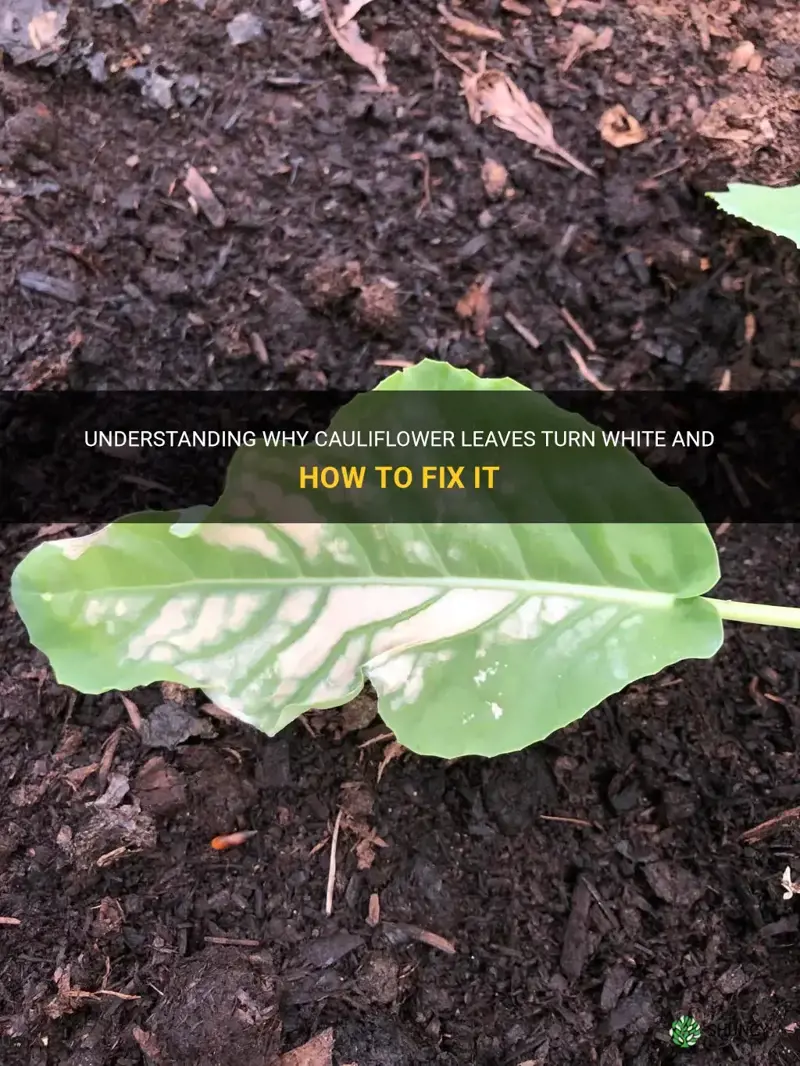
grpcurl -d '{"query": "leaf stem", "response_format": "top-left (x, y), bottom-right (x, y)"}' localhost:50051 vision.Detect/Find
top-left (704, 597), bottom-right (800, 630)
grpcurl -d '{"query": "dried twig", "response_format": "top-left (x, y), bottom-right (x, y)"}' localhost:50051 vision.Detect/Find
top-left (408, 151), bottom-right (432, 216)
top-left (540, 814), bottom-right (594, 828)
top-left (204, 936), bottom-right (262, 947)
top-left (325, 809), bottom-right (343, 915)
top-left (383, 921), bottom-right (456, 954)
top-left (97, 725), bottom-right (122, 790)
top-left (357, 731), bottom-right (395, 749)
top-left (437, 3), bottom-right (503, 42)
top-left (504, 311), bottom-right (540, 350)
top-left (367, 893), bottom-right (380, 926)
top-left (560, 307), bottom-right (596, 352)
top-left (565, 342), bottom-right (612, 392)
top-left (741, 806), bottom-right (800, 843)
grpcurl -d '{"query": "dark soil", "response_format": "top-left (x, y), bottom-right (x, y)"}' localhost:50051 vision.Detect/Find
top-left (2, 0), bottom-right (800, 1064)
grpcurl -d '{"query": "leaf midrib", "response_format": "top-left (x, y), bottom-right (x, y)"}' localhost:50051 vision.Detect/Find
top-left (42, 575), bottom-right (686, 609)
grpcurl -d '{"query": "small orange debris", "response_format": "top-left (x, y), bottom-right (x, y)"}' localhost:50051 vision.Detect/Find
top-left (210, 830), bottom-right (257, 851)
top-left (599, 104), bottom-right (647, 148)
top-left (481, 158), bottom-right (509, 200)
top-left (367, 893), bottom-right (381, 926)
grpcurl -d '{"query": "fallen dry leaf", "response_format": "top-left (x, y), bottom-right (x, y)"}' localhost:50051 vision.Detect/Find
top-left (481, 158), bottom-right (509, 199)
top-left (354, 827), bottom-right (389, 870)
top-left (561, 23), bottom-right (595, 72)
top-left (456, 275), bottom-right (493, 338)
top-left (183, 167), bottom-right (227, 228)
top-left (132, 1027), bottom-right (162, 1060)
top-left (694, 96), bottom-right (767, 144)
top-left (321, 0), bottom-right (392, 90)
top-left (337, 0), bottom-right (373, 27)
top-left (462, 56), bottom-right (593, 177)
top-left (599, 104), bottom-right (647, 147)
top-left (280, 1027), bottom-right (334, 1066)
top-left (438, 4), bottom-right (503, 42)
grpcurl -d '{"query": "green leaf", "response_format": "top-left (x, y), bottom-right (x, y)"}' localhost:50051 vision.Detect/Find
top-left (10, 361), bottom-right (723, 758)
top-left (708, 182), bottom-right (800, 247)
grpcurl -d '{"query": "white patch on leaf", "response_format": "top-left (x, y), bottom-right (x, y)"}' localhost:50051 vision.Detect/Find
top-left (274, 523), bottom-right (326, 560)
top-left (169, 595), bottom-right (230, 652)
top-left (276, 586), bottom-right (436, 682)
top-left (497, 595), bottom-right (578, 641)
top-left (554, 606), bottom-right (619, 657)
top-left (84, 598), bottom-right (106, 626)
top-left (59, 527), bottom-right (111, 559)
top-left (474, 661), bottom-right (500, 685)
top-left (325, 537), bottom-right (358, 566)
top-left (306, 635), bottom-right (367, 703)
top-left (229, 593), bottom-right (264, 630)
top-left (150, 643), bottom-right (178, 663)
top-left (127, 596), bottom-right (200, 660)
top-left (368, 589), bottom-right (515, 658)
top-left (489, 702), bottom-right (503, 719)
top-left (179, 632), bottom-right (271, 685)
top-left (278, 589), bottom-right (319, 624)
top-left (404, 539), bottom-right (436, 566)
top-left (198, 524), bottom-right (282, 560)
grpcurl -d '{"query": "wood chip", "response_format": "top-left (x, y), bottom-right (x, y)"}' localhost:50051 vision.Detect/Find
top-left (728, 40), bottom-right (755, 73)
top-left (501, 0), bottom-right (531, 14)
top-left (366, 892), bottom-right (380, 926)
top-left (132, 1028), bottom-right (162, 1060)
top-left (599, 104), bottom-right (647, 148)
top-left (462, 55), bottom-right (593, 177)
top-left (120, 694), bottom-right (142, 732)
top-left (456, 275), bottom-right (492, 339)
top-left (481, 158), bottom-right (509, 199)
top-left (183, 166), bottom-right (226, 228)
top-left (280, 1028), bottom-right (334, 1066)
top-left (438, 4), bottom-right (503, 42)
top-left (18, 271), bottom-right (82, 304)
top-left (0, 917), bottom-right (21, 926)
